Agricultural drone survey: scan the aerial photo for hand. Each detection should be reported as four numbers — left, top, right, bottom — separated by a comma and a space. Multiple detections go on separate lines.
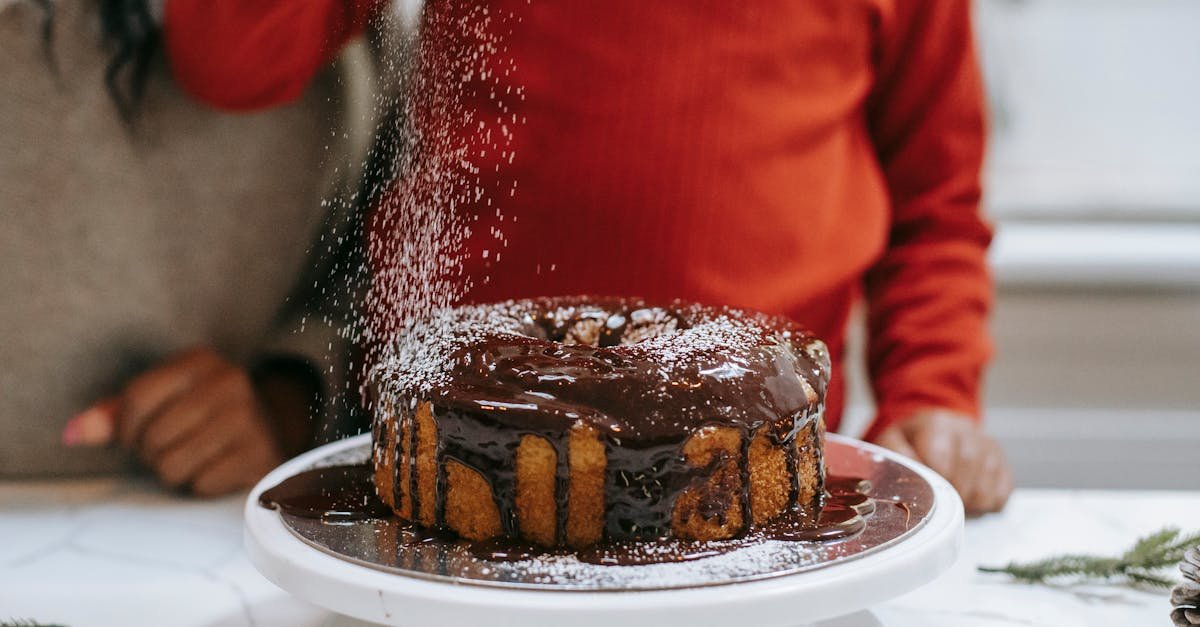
872, 410, 1013, 516
62, 347, 284, 497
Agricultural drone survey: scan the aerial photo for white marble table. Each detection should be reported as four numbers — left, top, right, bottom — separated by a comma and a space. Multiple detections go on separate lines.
1, 478, 1196, 627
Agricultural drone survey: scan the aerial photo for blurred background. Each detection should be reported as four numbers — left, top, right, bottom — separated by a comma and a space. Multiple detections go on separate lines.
843, 0, 1200, 489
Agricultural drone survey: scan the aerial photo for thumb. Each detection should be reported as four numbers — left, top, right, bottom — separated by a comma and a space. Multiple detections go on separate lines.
62, 397, 121, 447
872, 426, 918, 461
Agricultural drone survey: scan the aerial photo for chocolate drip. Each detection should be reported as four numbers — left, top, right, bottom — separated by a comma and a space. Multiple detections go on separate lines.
825, 476, 869, 495
738, 430, 752, 532
374, 297, 832, 544
389, 404, 401, 514
258, 464, 872, 565
603, 438, 691, 538
432, 405, 525, 535
552, 433, 570, 544
258, 464, 391, 522
404, 403, 418, 519
785, 428, 800, 507
370, 410, 382, 472
797, 412, 826, 510
433, 444, 448, 530
810, 416, 827, 508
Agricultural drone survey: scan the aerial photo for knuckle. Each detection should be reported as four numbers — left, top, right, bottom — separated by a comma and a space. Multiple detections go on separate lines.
176, 346, 227, 376
156, 455, 189, 487
145, 401, 203, 451
120, 379, 156, 416
219, 403, 257, 432
215, 367, 254, 397
122, 376, 148, 401
141, 422, 172, 454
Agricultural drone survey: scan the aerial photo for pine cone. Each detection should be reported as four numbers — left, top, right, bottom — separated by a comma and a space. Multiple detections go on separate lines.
1172, 547, 1200, 627
1183, 547, 1200, 583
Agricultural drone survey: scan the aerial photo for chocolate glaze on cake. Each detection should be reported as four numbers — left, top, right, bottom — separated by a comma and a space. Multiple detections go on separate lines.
370, 297, 831, 546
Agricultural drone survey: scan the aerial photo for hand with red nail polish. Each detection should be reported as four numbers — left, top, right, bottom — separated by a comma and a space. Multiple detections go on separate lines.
63, 347, 290, 497
62, 398, 120, 447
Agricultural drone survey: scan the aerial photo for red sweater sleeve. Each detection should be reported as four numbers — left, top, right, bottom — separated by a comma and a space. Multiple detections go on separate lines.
164, 0, 379, 111
861, 1, 994, 442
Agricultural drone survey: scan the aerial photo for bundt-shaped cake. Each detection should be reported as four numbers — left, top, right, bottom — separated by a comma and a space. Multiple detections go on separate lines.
371, 297, 830, 547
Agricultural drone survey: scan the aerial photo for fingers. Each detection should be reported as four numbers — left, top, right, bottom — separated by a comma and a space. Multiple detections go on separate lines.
62, 397, 120, 446
967, 439, 1014, 515
192, 439, 279, 497
935, 424, 983, 507
873, 426, 919, 460
905, 416, 960, 485
152, 406, 242, 488
993, 449, 1015, 510
139, 367, 255, 461
957, 436, 987, 516
150, 401, 280, 494
67, 347, 285, 497
890, 411, 1014, 515
117, 347, 225, 449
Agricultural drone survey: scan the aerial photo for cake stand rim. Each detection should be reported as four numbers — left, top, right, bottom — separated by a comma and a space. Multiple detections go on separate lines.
244, 433, 963, 626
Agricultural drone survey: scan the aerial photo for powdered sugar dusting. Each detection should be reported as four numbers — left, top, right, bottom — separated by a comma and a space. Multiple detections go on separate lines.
353, 4, 526, 399
290, 5, 527, 439
624, 315, 766, 365
374, 299, 532, 393
371, 297, 823, 400
498, 539, 825, 588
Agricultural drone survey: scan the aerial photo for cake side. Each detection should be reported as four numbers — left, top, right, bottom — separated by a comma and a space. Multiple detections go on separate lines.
372, 398, 826, 546
369, 297, 830, 547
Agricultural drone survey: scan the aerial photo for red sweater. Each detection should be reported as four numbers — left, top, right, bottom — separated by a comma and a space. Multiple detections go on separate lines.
166, 0, 993, 440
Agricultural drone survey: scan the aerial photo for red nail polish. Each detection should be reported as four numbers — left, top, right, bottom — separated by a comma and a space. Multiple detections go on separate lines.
61, 417, 82, 446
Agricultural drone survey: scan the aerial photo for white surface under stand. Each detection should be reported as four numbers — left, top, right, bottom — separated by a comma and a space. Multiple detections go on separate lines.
2, 473, 1195, 625
243, 435, 965, 627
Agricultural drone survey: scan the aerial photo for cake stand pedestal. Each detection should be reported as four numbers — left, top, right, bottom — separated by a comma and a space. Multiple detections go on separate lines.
245, 434, 962, 627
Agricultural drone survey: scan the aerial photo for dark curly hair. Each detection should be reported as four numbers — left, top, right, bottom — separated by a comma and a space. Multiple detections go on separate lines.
33, 0, 160, 123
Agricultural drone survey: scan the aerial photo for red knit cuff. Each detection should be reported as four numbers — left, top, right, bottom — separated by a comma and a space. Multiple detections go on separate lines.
166, 0, 385, 111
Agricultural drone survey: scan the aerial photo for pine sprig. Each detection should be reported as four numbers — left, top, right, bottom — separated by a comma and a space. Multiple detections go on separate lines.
1, 621, 67, 627
979, 527, 1200, 590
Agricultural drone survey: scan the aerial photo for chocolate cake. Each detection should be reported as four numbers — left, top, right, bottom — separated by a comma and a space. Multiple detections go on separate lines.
370, 297, 830, 547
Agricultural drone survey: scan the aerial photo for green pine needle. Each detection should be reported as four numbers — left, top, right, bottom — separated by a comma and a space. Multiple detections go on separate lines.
1126, 570, 1177, 589
978, 527, 1199, 590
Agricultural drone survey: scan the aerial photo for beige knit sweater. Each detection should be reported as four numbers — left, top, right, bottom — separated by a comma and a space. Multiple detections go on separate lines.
0, 0, 367, 476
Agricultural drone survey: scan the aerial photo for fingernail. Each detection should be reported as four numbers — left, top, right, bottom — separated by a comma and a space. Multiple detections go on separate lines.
61, 418, 82, 446
62, 407, 115, 447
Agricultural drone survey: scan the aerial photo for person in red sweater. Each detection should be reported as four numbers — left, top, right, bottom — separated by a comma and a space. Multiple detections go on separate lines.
166, 0, 1012, 514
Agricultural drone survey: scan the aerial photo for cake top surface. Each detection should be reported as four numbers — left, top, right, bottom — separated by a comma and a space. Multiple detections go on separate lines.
372, 296, 830, 443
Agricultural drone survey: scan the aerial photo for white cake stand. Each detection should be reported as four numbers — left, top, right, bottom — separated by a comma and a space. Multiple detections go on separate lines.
245, 434, 962, 627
